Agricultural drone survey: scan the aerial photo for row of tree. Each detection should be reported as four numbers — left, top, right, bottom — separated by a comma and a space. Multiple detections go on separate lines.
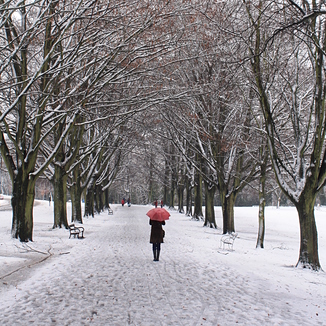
0, 0, 173, 240
145, 1, 326, 271
1, 1, 326, 270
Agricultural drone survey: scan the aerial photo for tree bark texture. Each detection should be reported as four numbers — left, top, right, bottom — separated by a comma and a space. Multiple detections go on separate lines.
53, 164, 68, 229
256, 146, 267, 249
295, 193, 320, 270
94, 184, 103, 214
204, 182, 216, 228
193, 170, 203, 220
70, 168, 83, 224
221, 190, 236, 234
11, 168, 35, 242
85, 183, 95, 217
178, 182, 184, 213
185, 178, 192, 216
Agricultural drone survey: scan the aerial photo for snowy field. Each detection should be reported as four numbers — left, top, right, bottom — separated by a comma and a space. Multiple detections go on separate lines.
0, 196, 326, 326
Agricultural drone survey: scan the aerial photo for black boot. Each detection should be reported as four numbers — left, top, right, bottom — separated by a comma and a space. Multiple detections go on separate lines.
156, 250, 160, 261
153, 250, 157, 261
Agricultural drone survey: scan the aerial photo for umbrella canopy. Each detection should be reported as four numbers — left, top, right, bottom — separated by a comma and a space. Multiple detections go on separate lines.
146, 207, 170, 222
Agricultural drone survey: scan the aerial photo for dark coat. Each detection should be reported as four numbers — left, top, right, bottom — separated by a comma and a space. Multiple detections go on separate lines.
149, 219, 165, 244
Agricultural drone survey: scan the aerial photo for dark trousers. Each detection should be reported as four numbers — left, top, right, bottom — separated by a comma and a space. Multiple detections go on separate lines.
153, 243, 161, 252
152, 243, 161, 261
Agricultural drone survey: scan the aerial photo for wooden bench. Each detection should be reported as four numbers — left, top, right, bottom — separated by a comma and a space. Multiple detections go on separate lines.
69, 224, 84, 239
220, 232, 238, 250
108, 207, 113, 215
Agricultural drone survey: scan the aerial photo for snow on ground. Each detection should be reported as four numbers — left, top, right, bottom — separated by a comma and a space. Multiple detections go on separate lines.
0, 197, 326, 326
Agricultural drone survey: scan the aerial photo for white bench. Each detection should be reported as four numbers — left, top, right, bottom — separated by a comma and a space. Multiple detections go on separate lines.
220, 232, 238, 250
69, 224, 85, 239
108, 207, 113, 215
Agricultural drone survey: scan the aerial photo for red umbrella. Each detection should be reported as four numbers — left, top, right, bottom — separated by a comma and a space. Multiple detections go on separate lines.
146, 207, 170, 222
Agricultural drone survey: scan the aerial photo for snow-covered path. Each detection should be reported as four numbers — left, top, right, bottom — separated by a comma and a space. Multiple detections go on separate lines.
0, 202, 326, 325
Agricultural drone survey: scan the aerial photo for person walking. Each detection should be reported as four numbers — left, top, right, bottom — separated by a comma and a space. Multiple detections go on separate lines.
160, 200, 163, 208
149, 219, 165, 261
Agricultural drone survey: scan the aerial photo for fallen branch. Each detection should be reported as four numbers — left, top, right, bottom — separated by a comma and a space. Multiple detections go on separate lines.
0, 247, 53, 280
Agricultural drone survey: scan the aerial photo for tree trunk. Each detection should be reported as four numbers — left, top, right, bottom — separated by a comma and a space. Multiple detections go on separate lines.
256, 146, 267, 248
178, 183, 184, 213
53, 164, 68, 228
204, 182, 216, 228
163, 158, 169, 206
169, 145, 177, 209
163, 185, 168, 208
100, 187, 104, 211
70, 169, 83, 224
94, 184, 102, 214
169, 186, 175, 208
296, 195, 320, 270
85, 183, 95, 217
104, 188, 109, 209
221, 191, 236, 234
148, 149, 154, 204
193, 171, 203, 220
256, 192, 266, 248
169, 166, 176, 209
11, 168, 35, 242
185, 177, 192, 216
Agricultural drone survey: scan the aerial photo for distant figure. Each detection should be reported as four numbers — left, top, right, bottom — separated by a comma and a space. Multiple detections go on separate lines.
121, 198, 125, 206
154, 199, 158, 208
149, 219, 165, 261
49, 194, 51, 206
160, 200, 163, 208
127, 197, 131, 207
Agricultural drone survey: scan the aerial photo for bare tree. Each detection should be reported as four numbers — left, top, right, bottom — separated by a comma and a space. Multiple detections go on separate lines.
0, 0, 84, 241
241, 0, 326, 270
